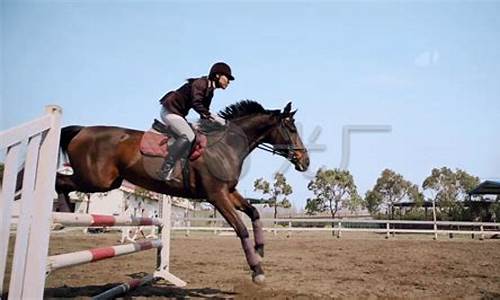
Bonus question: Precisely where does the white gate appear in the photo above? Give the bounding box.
[0,106,62,299]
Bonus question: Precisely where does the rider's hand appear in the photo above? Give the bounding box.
[202,113,225,126]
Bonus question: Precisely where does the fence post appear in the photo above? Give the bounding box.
[186,217,190,237]
[385,222,390,239]
[0,143,21,296]
[432,198,438,240]
[213,216,217,235]
[22,105,62,299]
[154,196,186,287]
[433,222,438,240]
[7,134,42,299]
[337,221,342,238]
[287,221,292,238]
[480,225,484,240]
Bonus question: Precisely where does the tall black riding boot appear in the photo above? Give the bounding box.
[158,135,192,181]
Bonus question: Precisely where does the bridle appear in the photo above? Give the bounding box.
[257,118,305,164]
[200,116,305,164]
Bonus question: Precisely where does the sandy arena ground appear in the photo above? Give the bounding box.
[4,231,500,299]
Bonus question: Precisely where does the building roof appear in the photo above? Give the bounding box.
[468,181,500,195]
[393,201,434,208]
[101,180,195,210]
[245,197,271,204]
[393,198,497,208]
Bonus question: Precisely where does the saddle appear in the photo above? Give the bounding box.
[139,119,207,161]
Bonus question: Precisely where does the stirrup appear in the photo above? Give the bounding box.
[165,168,180,182]
[165,168,175,180]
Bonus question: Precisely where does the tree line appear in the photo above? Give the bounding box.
[2,161,498,221]
[253,167,500,222]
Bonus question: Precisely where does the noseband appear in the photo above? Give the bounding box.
[257,119,305,163]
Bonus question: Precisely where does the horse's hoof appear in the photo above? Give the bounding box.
[252,274,266,285]
[255,244,264,258]
[251,264,265,284]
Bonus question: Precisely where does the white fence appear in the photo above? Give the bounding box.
[175,217,500,240]
[0,106,62,299]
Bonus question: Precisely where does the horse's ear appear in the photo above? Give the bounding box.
[290,109,297,117]
[283,102,292,115]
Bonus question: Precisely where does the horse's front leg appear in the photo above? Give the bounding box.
[229,190,265,258]
[208,190,265,284]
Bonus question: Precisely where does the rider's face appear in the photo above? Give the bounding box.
[217,75,230,89]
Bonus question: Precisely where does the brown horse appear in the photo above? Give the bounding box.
[54,100,309,283]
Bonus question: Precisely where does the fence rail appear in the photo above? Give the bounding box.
[179,217,499,227]
[174,217,500,240]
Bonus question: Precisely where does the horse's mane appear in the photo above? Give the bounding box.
[218,100,277,120]
[198,100,278,133]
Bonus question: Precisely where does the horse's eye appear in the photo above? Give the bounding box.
[286,121,297,133]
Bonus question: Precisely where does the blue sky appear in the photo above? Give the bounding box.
[2,1,499,210]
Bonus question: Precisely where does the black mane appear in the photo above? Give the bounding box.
[218,100,276,120]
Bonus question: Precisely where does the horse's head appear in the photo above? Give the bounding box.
[218,100,310,172]
[264,102,310,172]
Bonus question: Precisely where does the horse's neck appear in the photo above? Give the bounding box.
[226,114,277,157]
[199,114,276,184]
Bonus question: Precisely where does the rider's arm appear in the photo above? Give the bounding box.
[191,78,211,119]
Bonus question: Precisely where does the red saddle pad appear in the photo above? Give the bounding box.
[140,131,169,157]
[140,131,207,161]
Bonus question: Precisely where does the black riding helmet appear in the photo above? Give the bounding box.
[209,62,235,81]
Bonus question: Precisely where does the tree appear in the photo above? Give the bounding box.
[408,184,425,207]
[305,168,360,220]
[254,172,293,219]
[422,167,480,220]
[365,169,421,219]
[491,196,500,222]
[364,189,383,215]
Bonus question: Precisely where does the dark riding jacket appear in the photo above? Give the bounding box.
[159,76,214,119]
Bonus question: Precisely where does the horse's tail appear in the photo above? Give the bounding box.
[12,126,84,198]
[13,126,83,197]
[60,125,84,156]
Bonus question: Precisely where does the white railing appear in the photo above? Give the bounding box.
[174,217,500,240]
[0,106,62,299]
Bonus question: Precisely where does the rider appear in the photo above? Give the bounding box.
[158,62,234,181]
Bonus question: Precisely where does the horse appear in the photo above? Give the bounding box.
[54,100,310,283]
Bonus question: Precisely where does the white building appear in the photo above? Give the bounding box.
[72,181,195,221]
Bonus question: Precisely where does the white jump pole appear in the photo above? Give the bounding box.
[52,212,162,227]
[154,196,186,287]
[47,240,162,272]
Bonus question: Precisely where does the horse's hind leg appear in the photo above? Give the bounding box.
[56,193,75,212]
[229,190,265,258]
[55,174,79,212]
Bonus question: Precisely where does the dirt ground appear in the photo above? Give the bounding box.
[4,231,500,299]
